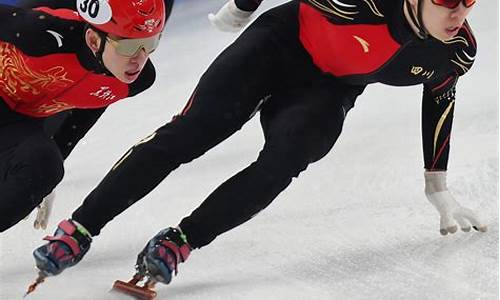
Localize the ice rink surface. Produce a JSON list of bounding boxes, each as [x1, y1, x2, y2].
[[1, 0, 498, 299]]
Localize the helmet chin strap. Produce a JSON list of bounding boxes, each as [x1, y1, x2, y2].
[[405, 0, 429, 39], [85, 25, 114, 76]]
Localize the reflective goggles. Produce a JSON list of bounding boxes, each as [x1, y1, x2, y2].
[[431, 0, 476, 9], [106, 34, 161, 57]]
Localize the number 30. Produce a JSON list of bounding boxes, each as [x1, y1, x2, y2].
[[79, 0, 100, 18]]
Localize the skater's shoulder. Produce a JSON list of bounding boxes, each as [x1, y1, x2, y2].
[[441, 20, 477, 76], [445, 19, 477, 52], [0, 1, 83, 34], [0, 4, 84, 56], [301, 0, 388, 24]]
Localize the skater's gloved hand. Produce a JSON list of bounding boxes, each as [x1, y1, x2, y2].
[[424, 171, 487, 235], [34, 191, 56, 230], [208, 0, 254, 32]]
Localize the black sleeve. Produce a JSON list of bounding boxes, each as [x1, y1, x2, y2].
[[0, 4, 80, 56], [421, 75, 458, 171], [49, 108, 106, 159], [420, 20, 477, 171], [234, 0, 264, 11], [165, 0, 174, 20]]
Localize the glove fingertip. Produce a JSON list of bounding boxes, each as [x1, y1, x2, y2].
[[440, 229, 448, 236], [447, 225, 458, 234], [473, 225, 487, 232], [461, 226, 471, 232], [208, 14, 216, 24]]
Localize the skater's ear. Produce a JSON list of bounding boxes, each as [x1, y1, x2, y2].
[[406, 0, 418, 6], [85, 28, 102, 55]]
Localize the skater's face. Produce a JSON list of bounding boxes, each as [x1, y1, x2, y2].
[[85, 29, 153, 83], [406, 0, 475, 41]]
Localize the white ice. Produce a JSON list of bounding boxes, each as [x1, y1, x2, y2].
[[1, 0, 498, 299]]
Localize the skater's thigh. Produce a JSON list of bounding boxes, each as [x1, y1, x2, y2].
[[0, 123, 63, 191], [0, 118, 45, 152], [260, 84, 362, 162], [176, 11, 293, 128], [0, 126, 62, 167]]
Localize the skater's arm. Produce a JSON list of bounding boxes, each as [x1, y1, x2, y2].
[[421, 20, 478, 171], [164, 0, 174, 19], [421, 76, 487, 235], [421, 75, 458, 171], [52, 108, 107, 159]]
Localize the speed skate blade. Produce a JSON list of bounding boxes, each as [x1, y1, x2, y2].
[[112, 280, 157, 300]]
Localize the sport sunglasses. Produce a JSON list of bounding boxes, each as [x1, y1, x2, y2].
[[431, 0, 476, 9], [106, 34, 162, 57]]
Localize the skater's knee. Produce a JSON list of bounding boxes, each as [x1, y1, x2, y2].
[[14, 136, 64, 189], [260, 140, 333, 178], [39, 152, 64, 188], [256, 149, 311, 180], [302, 136, 337, 163]]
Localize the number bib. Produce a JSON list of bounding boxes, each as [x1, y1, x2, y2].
[[77, 0, 112, 25]]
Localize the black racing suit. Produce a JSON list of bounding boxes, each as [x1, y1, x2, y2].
[[0, 0, 175, 232], [72, 0, 476, 249]]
